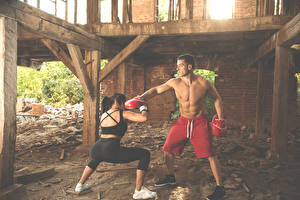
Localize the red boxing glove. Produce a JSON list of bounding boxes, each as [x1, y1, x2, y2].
[[211, 114, 227, 137], [125, 96, 146, 109]]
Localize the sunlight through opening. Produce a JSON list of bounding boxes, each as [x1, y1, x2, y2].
[[209, 0, 235, 19]]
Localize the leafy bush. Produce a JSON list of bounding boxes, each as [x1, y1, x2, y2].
[[170, 69, 217, 120], [17, 62, 84, 107]]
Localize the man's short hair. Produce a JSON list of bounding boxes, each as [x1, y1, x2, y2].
[[177, 54, 195, 68]]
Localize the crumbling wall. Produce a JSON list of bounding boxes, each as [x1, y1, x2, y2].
[[234, 0, 256, 18]]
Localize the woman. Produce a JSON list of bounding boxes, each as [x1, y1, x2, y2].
[[75, 93, 156, 199]]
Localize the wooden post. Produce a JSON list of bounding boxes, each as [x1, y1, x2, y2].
[[122, 0, 128, 23], [255, 61, 265, 137], [118, 63, 127, 94], [81, 50, 101, 150], [185, 0, 193, 19], [271, 45, 290, 160], [74, 0, 77, 24], [112, 0, 118, 23], [0, 16, 17, 189], [154, 0, 158, 22], [87, 0, 99, 25]]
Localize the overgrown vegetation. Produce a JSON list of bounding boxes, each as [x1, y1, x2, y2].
[[170, 69, 217, 120], [18, 62, 84, 107]]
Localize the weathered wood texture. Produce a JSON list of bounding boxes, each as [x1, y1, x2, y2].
[[41, 39, 78, 78], [0, 17, 17, 189], [67, 44, 94, 96], [99, 35, 149, 82], [0, 1, 101, 50], [87, 0, 99, 25], [94, 16, 290, 36], [250, 13, 300, 66], [82, 50, 101, 148], [255, 61, 265, 136], [271, 46, 290, 160]]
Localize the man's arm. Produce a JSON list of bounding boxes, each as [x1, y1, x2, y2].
[[207, 81, 224, 120], [139, 79, 174, 101]]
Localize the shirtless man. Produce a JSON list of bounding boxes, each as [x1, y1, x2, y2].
[[138, 54, 225, 200]]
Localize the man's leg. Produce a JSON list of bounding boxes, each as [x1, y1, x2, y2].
[[164, 151, 175, 175], [207, 156, 225, 200], [208, 156, 222, 185]]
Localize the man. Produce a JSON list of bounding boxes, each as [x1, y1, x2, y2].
[[138, 54, 225, 200]]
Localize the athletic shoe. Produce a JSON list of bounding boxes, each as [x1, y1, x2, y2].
[[75, 182, 90, 193], [206, 185, 225, 200], [154, 174, 176, 187], [133, 186, 157, 199]]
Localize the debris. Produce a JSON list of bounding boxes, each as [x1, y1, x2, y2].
[[59, 149, 65, 160], [15, 167, 56, 184]]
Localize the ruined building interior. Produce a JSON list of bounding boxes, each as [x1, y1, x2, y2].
[[0, 0, 299, 199]]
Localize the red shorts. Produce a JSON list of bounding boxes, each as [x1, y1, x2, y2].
[[163, 115, 214, 158]]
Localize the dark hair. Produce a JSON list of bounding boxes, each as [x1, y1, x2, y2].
[[177, 54, 195, 69], [101, 93, 126, 113]]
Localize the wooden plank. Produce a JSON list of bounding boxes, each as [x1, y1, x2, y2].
[[100, 35, 149, 82], [112, 0, 119, 23], [255, 61, 265, 137], [81, 50, 101, 148], [249, 13, 300, 67], [14, 168, 56, 184], [0, 1, 101, 50], [67, 44, 94, 96], [87, 0, 99, 25], [271, 45, 290, 160], [0, 16, 17, 189], [41, 38, 78, 78], [118, 63, 127, 94], [93, 15, 290, 36], [185, 0, 193, 19]]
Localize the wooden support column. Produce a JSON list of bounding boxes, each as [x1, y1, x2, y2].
[[185, 0, 193, 20], [0, 17, 17, 189], [112, 0, 119, 23], [271, 45, 290, 160], [87, 0, 99, 25], [255, 61, 265, 137], [118, 63, 127, 94], [81, 50, 101, 150]]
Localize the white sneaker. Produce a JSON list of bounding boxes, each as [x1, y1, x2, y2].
[[75, 182, 90, 193], [133, 186, 157, 199]]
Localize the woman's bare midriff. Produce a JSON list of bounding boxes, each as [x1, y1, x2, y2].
[[100, 134, 121, 139]]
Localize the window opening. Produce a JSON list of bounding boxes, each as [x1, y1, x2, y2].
[[208, 0, 234, 19]]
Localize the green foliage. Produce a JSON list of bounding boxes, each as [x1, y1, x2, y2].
[[170, 69, 218, 120], [17, 62, 84, 107], [17, 66, 43, 101]]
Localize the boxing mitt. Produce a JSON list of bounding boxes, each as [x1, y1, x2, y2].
[[211, 114, 227, 137], [125, 96, 146, 109]]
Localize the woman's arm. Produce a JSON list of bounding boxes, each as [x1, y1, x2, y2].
[[123, 110, 148, 122]]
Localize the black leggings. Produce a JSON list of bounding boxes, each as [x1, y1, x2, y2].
[[88, 138, 150, 171]]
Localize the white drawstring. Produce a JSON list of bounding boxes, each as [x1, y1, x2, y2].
[[186, 120, 194, 139]]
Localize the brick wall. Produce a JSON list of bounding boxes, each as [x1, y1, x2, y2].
[[132, 0, 155, 23], [234, 0, 256, 18]]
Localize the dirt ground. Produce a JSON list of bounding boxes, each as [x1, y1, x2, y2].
[[14, 117, 300, 200]]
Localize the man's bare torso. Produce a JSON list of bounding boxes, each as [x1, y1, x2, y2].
[[171, 75, 209, 118]]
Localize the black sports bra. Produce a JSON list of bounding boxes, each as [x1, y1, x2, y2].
[[100, 110, 128, 138]]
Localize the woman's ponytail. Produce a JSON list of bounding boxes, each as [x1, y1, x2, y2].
[[102, 96, 113, 113]]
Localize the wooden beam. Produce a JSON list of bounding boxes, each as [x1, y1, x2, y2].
[[100, 35, 149, 82], [41, 38, 78, 78], [112, 0, 119, 23], [255, 61, 265, 137], [0, 1, 101, 50], [87, 0, 99, 25], [67, 44, 94, 96], [271, 45, 290, 160], [80, 50, 101, 150], [249, 13, 300, 67], [94, 16, 290, 36], [0, 16, 17, 189]]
